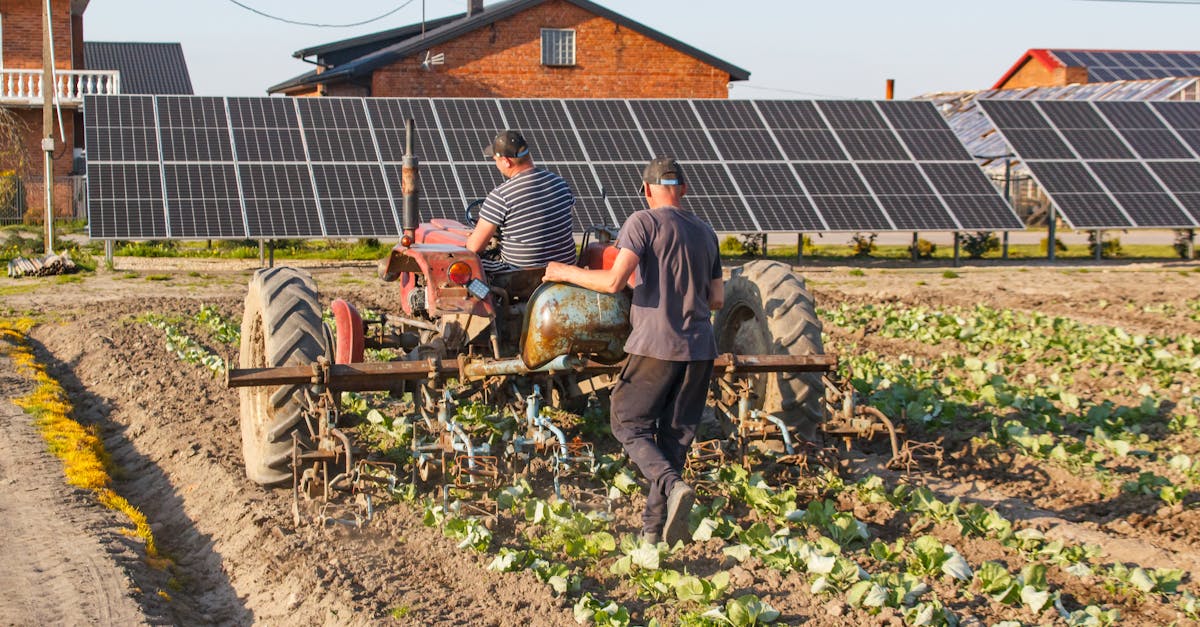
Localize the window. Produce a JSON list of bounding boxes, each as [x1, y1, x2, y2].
[[541, 29, 575, 67]]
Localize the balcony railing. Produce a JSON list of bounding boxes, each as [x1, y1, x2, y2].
[[0, 69, 121, 106]]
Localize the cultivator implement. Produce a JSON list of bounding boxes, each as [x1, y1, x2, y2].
[[230, 346, 908, 526]]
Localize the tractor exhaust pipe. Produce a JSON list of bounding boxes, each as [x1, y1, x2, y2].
[[401, 118, 420, 239]]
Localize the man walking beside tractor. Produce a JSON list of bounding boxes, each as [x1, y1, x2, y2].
[[544, 157, 722, 546]]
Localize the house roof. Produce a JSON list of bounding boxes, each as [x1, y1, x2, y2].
[[268, 0, 749, 94], [85, 42, 194, 95], [293, 12, 467, 67], [994, 48, 1200, 89]]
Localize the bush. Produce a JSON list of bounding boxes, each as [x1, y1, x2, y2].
[[1039, 237, 1067, 254], [1174, 229, 1195, 260], [848, 233, 876, 257], [116, 241, 179, 257], [961, 232, 998, 259], [720, 233, 767, 258], [1087, 231, 1122, 258], [908, 238, 936, 259]]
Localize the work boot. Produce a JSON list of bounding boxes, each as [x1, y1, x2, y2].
[[662, 481, 695, 547]]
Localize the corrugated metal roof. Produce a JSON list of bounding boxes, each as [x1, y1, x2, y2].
[[84, 42, 194, 95], [919, 77, 1199, 172]]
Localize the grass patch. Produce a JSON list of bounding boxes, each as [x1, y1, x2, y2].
[[942, 270, 960, 279], [0, 282, 41, 296], [145, 274, 172, 282], [55, 274, 83, 284], [0, 318, 170, 570], [848, 269, 865, 277], [120, 272, 139, 280]]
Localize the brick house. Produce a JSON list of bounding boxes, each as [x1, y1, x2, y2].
[[994, 48, 1200, 90], [268, 0, 749, 99], [0, 0, 110, 220]]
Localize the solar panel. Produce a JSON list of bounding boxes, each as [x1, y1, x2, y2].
[[694, 99, 765, 129], [1049, 49, 1200, 81], [163, 163, 244, 238], [642, 130, 718, 161], [433, 99, 504, 129], [312, 164, 397, 236], [754, 100, 829, 130], [817, 101, 888, 130], [156, 97, 234, 162], [87, 163, 166, 238], [239, 163, 323, 237], [772, 130, 846, 161], [979, 99, 1200, 229], [897, 130, 971, 161], [629, 100, 701, 129], [84, 95, 159, 162], [576, 130, 652, 161], [564, 100, 637, 129], [86, 96, 1018, 239]]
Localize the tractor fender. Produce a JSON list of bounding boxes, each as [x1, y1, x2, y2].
[[520, 282, 632, 369], [331, 299, 365, 364]]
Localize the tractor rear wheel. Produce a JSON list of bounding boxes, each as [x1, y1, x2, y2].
[[714, 260, 825, 440], [239, 267, 330, 486]]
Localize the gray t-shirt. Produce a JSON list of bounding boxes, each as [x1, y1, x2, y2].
[[616, 206, 721, 361]]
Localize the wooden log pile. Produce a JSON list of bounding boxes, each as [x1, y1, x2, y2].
[[6, 251, 77, 278]]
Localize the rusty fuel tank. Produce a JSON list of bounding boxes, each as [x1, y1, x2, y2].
[[519, 282, 632, 369]]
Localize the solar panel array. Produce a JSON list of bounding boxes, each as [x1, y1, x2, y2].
[[1050, 50, 1200, 82], [85, 95, 1020, 240], [978, 100, 1200, 229]]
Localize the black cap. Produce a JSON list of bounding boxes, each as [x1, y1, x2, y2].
[[637, 156, 686, 193], [482, 130, 530, 159]]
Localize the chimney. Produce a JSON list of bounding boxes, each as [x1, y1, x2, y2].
[[468, 0, 484, 16]]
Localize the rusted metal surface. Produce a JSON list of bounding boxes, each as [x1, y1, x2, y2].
[[520, 282, 633, 369], [378, 244, 493, 318]]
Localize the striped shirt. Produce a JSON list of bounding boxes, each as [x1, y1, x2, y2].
[[478, 167, 577, 272]]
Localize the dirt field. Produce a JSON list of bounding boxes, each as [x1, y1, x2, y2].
[[1, 256, 1197, 626]]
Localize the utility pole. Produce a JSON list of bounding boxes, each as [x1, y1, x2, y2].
[[41, 0, 55, 255]]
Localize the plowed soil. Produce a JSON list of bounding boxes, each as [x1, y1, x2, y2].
[[0, 257, 1197, 626]]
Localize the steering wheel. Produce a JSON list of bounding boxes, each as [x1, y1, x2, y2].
[[465, 199, 485, 226]]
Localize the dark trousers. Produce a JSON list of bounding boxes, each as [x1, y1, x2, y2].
[[609, 354, 714, 535]]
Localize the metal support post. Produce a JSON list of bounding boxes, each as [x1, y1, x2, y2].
[[1190, 229, 1196, 260], [1002, 231, 1009, 260], [1002, 157, 1012, 260], [41, 0, 54, 255], [911, 232, 918, 262], [104, 240, 113, 268], [258, 240, 265, 267], [268, 240, 275, 268], [1047, 204, 1057, 262], [953, 232, 960, 267], [1094, 230, 1103, 261], [796, 232, 804, 264]]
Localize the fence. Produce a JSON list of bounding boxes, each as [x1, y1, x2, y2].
[[0, 175, 85, 226]]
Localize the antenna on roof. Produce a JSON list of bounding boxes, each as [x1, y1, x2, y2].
[[421, 50, 445, 71]]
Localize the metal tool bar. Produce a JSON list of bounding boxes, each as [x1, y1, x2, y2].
[[227, 352, 839, 391]]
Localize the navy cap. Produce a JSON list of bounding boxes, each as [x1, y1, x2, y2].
[[637, 156, 686, 193], [483, 130, 531, 159]]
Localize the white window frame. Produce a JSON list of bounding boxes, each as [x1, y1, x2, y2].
[[540, 28, 576, 67]]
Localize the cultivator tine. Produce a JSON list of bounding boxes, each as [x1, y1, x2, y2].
[[890, 440, 944, 474]]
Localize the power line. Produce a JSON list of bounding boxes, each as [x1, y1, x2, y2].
[[732, 83, 859, 100], [225, 0, 417, 27]]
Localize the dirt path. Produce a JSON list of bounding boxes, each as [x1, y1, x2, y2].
[[0, 355, 148, 626]]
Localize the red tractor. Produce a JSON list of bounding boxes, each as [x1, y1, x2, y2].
[[229, 121, 896, 519]]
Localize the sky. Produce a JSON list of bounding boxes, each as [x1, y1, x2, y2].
[[83, 0, 1200, 100]]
